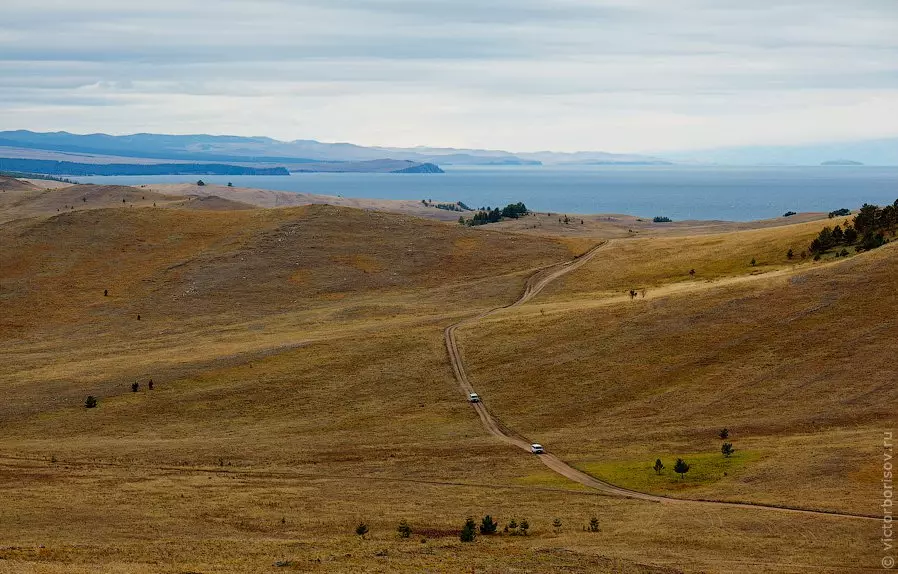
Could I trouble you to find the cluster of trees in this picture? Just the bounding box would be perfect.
[460,202,530,226]
[356,514,595,543]
[810,200,897,255]
[651,428,736,480]
[653,216,672,223]
[421,199,472,212]
[653,457,690,479]
[828,208,851,218]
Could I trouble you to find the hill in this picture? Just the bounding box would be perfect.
[0,174,38,192]
[0,197,890,572]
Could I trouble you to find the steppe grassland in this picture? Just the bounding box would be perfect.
[0,198,888,572]
[459,227,896,515]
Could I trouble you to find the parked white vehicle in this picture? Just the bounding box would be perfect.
[468,393,481,403]
[530,443,545,454]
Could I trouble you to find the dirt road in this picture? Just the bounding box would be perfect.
[444,242,877,520]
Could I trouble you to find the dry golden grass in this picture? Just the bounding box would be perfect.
[461,233,897,516]
[0,194,891,572]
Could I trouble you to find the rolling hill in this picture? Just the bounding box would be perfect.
[0,182,892,572]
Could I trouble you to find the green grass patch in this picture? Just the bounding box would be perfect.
[575,450,761,494]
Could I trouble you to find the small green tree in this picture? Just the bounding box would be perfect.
[587,516,600,532]
[197,180,206,186]
[750,258,756,266]
[721,443,735,458]
[355,521,369,539]
[719,428,729,440]
[479,515,498,535]
[397,519,411,538]
[460,517,476,542]
[519,519,529,536]
[84,395,98,409]
[653,458,664,475]
[505,517,518,535]
[552,518,562,533]
[674,458,690,479]
[131,382,139,392]
[786,249,794,259]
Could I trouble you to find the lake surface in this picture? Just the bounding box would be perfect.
[74,165,897,222]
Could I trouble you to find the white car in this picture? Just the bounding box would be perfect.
[468,393,481,403]
[530,443,545,454]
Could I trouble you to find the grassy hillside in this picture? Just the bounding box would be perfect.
[0,199,888,572]
[461,230,897,515]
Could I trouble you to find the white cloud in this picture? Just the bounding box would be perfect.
[0,0,896,151]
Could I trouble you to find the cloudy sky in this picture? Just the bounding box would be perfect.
[1,0,897,152]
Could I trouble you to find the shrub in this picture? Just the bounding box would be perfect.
[479,515,498,535]
[84,396,98,409]
[653,458,664,474]
[674,458,690,479]
[397,519,411,538]
[196,180,206,186]
[719,428,729,440]
[552,518,562,533]
[587,516,600,532]
[460,517,476,542]
[786,249,794,259]
[721,442,735,458]
[356,522,369,538]
[505,517,518,535]
[519,519,530,535]
[750,258,756,266]
[131,382,139,393]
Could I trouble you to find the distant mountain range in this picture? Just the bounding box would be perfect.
[0,131,670,171]
[1,131,895,174]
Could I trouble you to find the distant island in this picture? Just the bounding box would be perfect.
[821,159,864,166]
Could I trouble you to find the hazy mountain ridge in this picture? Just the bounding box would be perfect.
[0,131,668,166]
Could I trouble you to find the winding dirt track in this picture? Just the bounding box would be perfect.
[445,241,876,521]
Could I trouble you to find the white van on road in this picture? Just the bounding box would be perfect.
[468,393,481,403]
[530,444,545,454]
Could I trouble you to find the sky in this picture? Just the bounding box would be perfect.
[1,0,897,153]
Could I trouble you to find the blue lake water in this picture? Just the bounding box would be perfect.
[74,165,897,222]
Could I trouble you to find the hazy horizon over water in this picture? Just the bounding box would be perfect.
[74,165,897,222]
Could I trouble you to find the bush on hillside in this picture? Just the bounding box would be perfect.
[356,522,369,538]
[587,516,600,532]
[460,517,477,542]
[479,515,498,535]
[397,519,411,538]
[674,458,691,479]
